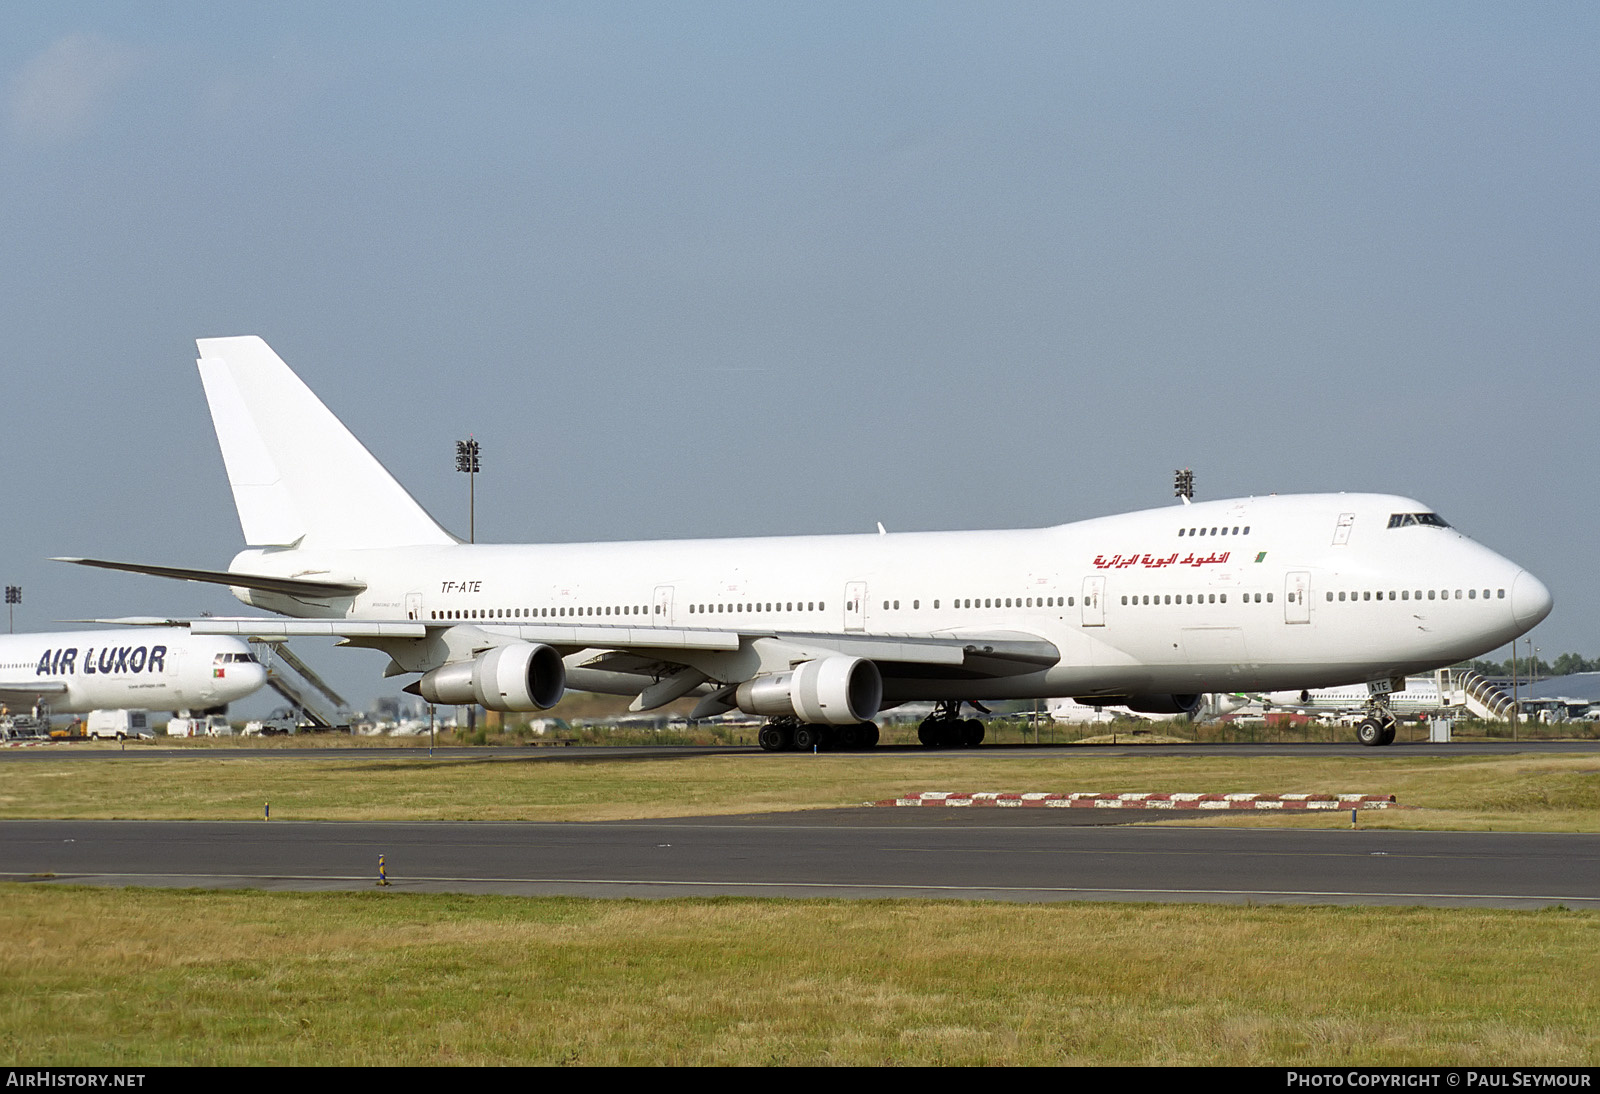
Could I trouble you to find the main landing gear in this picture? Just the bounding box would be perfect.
[758,716,880,752]
[1356,685,1398,747]
[918,700,985,748]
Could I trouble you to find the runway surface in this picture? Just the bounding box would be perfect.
[4,814,1596,909]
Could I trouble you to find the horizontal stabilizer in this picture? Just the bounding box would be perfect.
[68,617,192,627]
[53,557,366,599]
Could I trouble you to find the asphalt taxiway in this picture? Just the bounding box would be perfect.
[7,741,1594,908]
[3,813,1596,909]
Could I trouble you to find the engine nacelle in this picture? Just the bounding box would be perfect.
[735,656,883,726]
[417,643,566,712]
[1073,693,1202,717]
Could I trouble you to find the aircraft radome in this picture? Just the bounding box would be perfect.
[0,627,266,718]
[58,337,1552,750]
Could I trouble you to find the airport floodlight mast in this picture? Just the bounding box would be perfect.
[453,438,482,733]
[455,438,480,544]
[5,586,17,634]
[1174,468,1194,504]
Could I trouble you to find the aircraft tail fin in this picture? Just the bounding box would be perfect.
[196,336,456,550]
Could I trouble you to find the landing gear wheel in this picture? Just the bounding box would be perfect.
[834,723,860,750]
[1356,717,1384,746]
[920,702,979,748]
[1379,724,1396,746]
[758,724,789,752]
[857,722,880,749]
[793,724,826,751]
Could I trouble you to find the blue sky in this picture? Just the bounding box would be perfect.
[3,3,1595,709]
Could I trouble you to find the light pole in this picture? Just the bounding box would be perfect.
[4,586,18,634]
[455,438,480,543]
[1509,641,1519,727]
[453,439,481,733]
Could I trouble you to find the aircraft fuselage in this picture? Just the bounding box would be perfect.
[225,491,1549,701]
[0,628,268,715]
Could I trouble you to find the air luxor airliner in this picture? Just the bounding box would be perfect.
[0,627,266,716]
[60,336,1552,749]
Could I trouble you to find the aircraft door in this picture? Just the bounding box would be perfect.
[1081,576,1105,627]
[653,585,674,626]
[405,593,423,620]
[1285,572,1311,624]
[1332,513,1356,546]
[166,650,183,705]
[844,581,867,632]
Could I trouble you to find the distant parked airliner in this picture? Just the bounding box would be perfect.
[0,627,265,716]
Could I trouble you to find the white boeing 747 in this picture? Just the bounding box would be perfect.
[1262,679,1446,718]
[0,628,266,717]
[59,337,1552,749]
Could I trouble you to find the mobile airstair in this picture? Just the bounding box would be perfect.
[1452,669,1515,721]
[252,641,348,729]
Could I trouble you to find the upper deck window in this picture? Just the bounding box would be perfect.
[1387,512,1450,529]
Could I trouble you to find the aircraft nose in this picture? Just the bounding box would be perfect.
[1511,570,1553,631]
[234,663,269,697]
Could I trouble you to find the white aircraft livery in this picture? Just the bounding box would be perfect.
[0,628,266,716]
[1262,679,1445,718]
[1048,694,1248,724]
[59,336,1553,749]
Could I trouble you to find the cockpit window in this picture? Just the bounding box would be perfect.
[1387,513,1450,529]
[212,653,259,664]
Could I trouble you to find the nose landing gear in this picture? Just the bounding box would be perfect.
[1356,681,1399,746]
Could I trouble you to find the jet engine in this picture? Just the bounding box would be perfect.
[417,643,566,712]
[735,656,882,725]
[1073,693,1203,717]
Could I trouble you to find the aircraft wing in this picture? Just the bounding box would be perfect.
[0,681,69,707]
[178,617,1059,675]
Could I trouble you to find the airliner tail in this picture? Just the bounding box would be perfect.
[196,336,456,550]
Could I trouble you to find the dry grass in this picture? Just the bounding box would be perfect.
[0,885,1594,1066]
[2,749,1597,830]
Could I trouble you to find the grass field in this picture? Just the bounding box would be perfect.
[3,745,1597,1065]
[2,748,1597,829]
[2,886,1596,1066]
